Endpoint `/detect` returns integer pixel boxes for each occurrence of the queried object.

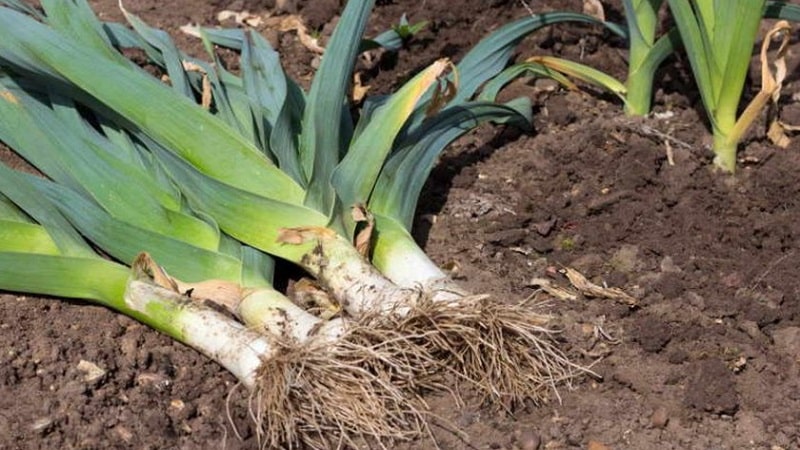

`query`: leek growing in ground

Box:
[527,0,800,170]
[666,0,797,172]
[0,0,587,440]
[529,1,800,120]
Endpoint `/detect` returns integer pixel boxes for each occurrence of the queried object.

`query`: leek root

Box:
[370,222,587,407]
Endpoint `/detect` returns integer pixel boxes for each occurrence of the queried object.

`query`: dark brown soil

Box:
[3,0,800,449]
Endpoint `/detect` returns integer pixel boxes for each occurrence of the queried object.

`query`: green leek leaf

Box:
[269,76,306,186]
[300,0,374,214]
[152,148,328,263]
[527,56,628,101]
[450,12,625,104]
[119,3,194,97]
[30,178,240,282]
[241,30,287,153]
[41,0,123,64]
[0,221,60,255]
[0,7,304,201]
[332,59,448,229]
[0,164,94,258]
[0,253,130,304]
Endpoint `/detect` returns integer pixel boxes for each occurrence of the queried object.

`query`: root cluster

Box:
[246,295,586,448]
[394,295,586,410]
[250,320,440,449]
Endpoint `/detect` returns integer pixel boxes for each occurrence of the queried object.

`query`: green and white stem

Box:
[0,253,274,389]
[124,278,272,388]
[371,217,468,301]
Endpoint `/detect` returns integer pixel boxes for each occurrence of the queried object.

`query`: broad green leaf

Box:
[269,77,307,186]
[241,30,287,154]
[152,148,328,264]
[0,0,43,19]
[183,27,244,49]
[240,245,276,288]
[667,0,717,125]
[0,194,28,222]
[191,36,256,141]
[332,59,448,225]
[97,117,150,172]
[32,179,243,283]
[527,56,628,101]
[0,7,304,202]
[301,0,375,214]
[120,3,194,97]
[478,62,579,102]
[714,1,765,124]
[450,12,626,104]
[0,253,129,305]
[102,21,153,53]
[0,221,60,255]
[0,81,219,247]
[624,0,664,47]
[0,164,94,258]
[40,0,123,64]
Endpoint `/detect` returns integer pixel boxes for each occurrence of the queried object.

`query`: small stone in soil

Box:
[76,359,106,384]
[514,429,541,450]
[650,406,669,428]
[114,425,133,443]
[587,440,611,450]
[135,372,172,391]
[30,417,54,435]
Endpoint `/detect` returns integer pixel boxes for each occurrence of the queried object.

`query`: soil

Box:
[2,0,800,449]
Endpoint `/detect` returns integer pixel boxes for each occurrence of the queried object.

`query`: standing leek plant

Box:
[620,0,678,115]
[0,0,592,447]
[666,0,797,172]
[526,0,800,170]
[529,0,800,123]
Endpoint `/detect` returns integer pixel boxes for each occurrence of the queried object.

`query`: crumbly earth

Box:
[2,0,800,448]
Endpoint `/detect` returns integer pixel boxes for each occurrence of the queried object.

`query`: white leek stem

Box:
[124,279,271,388]
[372,217,467,301]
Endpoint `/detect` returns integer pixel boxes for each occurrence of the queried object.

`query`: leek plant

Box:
[666,0,798,172]
[0,0,588,439]
[526,1,800,169]
[528,0,800,119]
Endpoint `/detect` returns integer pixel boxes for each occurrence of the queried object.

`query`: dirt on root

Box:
[2,0,800,449]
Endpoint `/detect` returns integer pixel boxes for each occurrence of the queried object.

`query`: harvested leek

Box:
[0,0,583,437]
[0,162,432,450]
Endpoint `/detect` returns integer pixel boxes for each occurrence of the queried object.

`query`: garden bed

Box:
[1,0,799,448]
